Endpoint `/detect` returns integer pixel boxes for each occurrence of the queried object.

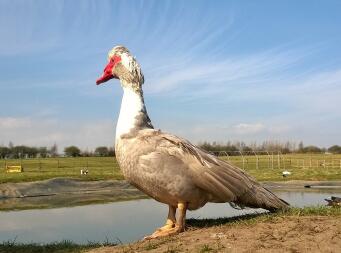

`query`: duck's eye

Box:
[110,55,122,66]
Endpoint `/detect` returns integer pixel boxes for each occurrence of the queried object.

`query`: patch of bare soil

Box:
[87,216,341,253]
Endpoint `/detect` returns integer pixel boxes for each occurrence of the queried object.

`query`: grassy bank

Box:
[0,240,116,253]
[1,154,341,183]
[90,206,341,253]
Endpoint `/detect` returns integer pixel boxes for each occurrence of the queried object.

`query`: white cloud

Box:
[0,117,115,151]
[233,123,266,134]
[0,117,33,129]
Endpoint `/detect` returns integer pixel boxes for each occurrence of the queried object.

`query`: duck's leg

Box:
[175,202,187,232]
[143,205,176,240]
[156,205,177,231]
[143,202,187,240]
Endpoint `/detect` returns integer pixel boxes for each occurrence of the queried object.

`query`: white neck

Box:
[116,87,145,140]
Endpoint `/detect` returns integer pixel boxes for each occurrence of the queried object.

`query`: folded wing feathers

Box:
[141,131,289,210]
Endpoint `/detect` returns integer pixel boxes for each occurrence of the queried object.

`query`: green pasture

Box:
[222,153,341,181]
[0,154,341,183]
[0,157,123,183]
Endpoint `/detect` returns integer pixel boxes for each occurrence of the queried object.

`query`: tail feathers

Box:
[235,185,289,212]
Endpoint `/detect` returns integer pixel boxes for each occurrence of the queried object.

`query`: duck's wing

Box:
[137,130,288,211]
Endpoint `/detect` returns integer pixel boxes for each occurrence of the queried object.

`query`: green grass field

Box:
[0,157,123,183]
[0,154,341,183]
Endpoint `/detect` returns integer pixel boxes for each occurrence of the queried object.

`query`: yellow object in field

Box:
[6,165,24,173]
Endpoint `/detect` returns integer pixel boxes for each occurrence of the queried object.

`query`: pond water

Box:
[0,189,340,244]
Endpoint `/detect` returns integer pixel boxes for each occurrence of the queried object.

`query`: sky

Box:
[0,0,341,151]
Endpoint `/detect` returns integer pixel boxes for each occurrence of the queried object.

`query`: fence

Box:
[209,151,341,171]
[0,157,120,176]
[1,152,341,173]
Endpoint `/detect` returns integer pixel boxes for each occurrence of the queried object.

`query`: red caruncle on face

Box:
[96,55,122,85]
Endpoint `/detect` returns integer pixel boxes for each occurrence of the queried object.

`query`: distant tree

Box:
[64,146,81,157]
[95,146,109,157]
[27,147,38,158]
[12,145,29,158]
[49,143,58,157]
[108,147,115,157]
[8,141,14,149]
[38,147,48,158]
[301,146,321,153]
[0,146,10,159]
[328,145,341,154]
[241,146,253,153]
[81,148,93,157]
[198,141,239,155]
[298,141,304,152]
[281,147,291,154]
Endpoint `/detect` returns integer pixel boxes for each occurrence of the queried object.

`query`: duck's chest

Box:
[115,138,143,179]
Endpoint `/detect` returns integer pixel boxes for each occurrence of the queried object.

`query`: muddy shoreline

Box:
[1,178,341,199]
[0,178,147,211]
[1,178,341,211]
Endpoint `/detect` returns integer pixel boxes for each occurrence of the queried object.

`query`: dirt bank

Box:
[1,178,340,199]
[87,215,341,253]
[0,178,146,210]
[1,179,340,211]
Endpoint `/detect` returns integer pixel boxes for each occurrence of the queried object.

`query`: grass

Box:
[0,239,116,253]
[222,153,341,181]
[186,205,341,229]
[0,157,123,183]
[199,244,213,253]
[0,154,341,184]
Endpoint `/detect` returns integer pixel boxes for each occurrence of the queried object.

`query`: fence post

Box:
[271,153,274,169]
[277,153,280,170]
[39,159,42,171]
[57,159,60,169]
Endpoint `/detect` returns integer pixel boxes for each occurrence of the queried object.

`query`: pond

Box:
[0,188,340,244]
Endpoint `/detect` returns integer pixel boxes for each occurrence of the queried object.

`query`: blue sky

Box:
[0,0,340,150]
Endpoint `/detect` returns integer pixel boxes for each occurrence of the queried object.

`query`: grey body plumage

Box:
[116,128,288,211]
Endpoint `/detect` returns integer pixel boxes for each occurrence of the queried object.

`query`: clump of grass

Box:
[164,246,179,253]
[0,239,116,253]
[199,244,213,252]
[145,242,158,250]
[278,205,341,216]
[187,206,341,229]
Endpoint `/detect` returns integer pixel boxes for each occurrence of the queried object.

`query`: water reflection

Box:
[0,189,340,244]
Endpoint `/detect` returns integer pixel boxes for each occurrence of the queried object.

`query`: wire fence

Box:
[0,157,120,175]
[209,151,341,171]
[1,152,341,173]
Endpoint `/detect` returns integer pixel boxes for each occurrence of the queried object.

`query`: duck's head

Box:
[96,45,144,91]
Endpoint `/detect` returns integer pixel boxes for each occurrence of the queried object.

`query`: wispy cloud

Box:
[233,123,266,134]
[144,46,316,95]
